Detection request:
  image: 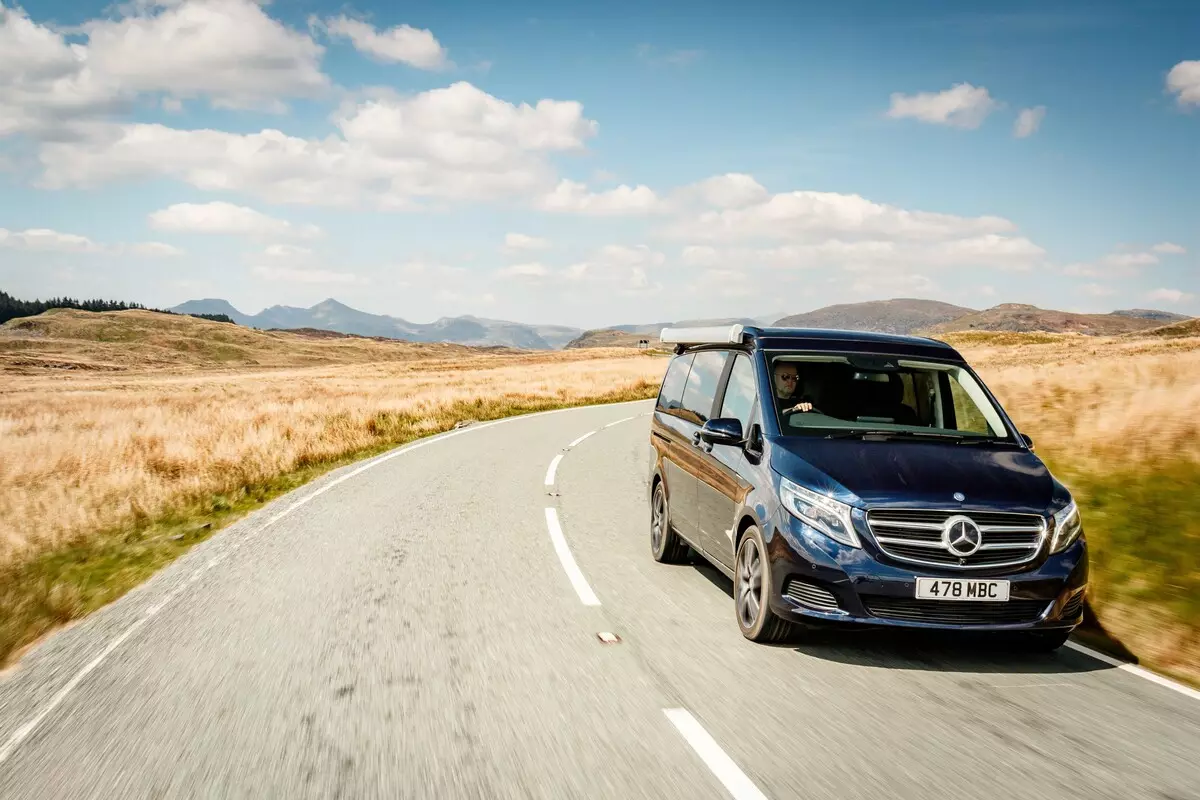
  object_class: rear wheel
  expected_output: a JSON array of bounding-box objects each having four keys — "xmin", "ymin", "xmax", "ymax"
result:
[
  {"xmin": 650, "ymin": 481, "xmax": 689, "ymax": 563},
  {"xmin": 734, "ymin": 525, "xmax": 794, "ymax": 643}
]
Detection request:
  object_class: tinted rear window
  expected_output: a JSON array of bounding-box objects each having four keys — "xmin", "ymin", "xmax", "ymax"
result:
[
  {"xmin": 657, "ymin": 353, "xmax": 693, "ymax": 412},
  {"xmin": 720, "ymin": 353, "xmax": 758, "ymax": 431},
  {"xmin": 680, "ymin": 350, "xmax": 729, "ymax": 424}
]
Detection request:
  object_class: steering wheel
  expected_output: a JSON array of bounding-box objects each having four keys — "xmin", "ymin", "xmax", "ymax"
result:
[{"xmin": 781, "ymin": 404, "xmax": 821, "ymax": 416}]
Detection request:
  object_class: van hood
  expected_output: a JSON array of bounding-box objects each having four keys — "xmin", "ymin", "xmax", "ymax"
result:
[{"xmin": 769, "ymin": 437, "xmax": 1055, "ymax": 514}]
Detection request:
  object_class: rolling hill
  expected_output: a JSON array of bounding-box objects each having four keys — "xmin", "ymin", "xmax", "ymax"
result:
[
  {"xmin": 773, "ymin": 299, "xmax": 974, "ymax": 334},
  {"xmin": 1111, "ymin": 309, "xmax": 1193, "ymax": 324},
  {"xmin": 171, "ymin": 298, "xmax": 582, "ymax": 350},
  {"xmin": 1124, "ymin": 317, "xmax": 1200, "ymax": 339},
  {"xmin": 919, "ymin": 303, "xmax": 1180, "ymax": 336},
  {"xmin": 0, "ymin": 308, "xmax": 505, "ymax": 373}
]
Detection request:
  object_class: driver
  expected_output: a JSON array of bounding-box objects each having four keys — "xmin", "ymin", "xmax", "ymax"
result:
[{"xmin": 772, "ymin": 361, "xmax": 816, "ymax": 415}]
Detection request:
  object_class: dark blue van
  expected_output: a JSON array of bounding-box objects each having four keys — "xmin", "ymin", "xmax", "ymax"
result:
[{"xmin": 647, "ymin": 324, "xmax": 1087, "ymax": 649}]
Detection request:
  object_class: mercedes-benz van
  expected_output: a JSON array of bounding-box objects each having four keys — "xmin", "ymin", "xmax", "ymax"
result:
[{"xmin": 647, "ymin": 324, "xmax": 1087, "ymax": 650}]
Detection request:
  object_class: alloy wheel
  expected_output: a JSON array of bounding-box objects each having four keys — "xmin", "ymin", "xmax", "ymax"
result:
[
  {"xmin": 651, "ymin": 485, "xmax": 665, "ymax": 553},
  {"xmin": 736, "ymin": 537, "xmax": 763, "ymax": 629}
]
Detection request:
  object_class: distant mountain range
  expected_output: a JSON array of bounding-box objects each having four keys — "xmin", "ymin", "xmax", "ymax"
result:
[
  {"xmin": 170, "ymin": 298, "xmax": 582, "ymax": 350},
  {"xmin": 170, "ymin": 296, "xmax": 1194, "ymax": 350}
]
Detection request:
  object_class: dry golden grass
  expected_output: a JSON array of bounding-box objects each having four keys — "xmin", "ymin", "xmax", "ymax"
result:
[
  {"xmin": 949, "ymin": 333, "xmax": 1200, "ymax": 469},
  {"xmin": 0, "ymin": 349, "xmax": 667, "ymax": 566},
  {"xmin": 950, "ymin": 331, "xmax": 1200, "ymax": 683}
]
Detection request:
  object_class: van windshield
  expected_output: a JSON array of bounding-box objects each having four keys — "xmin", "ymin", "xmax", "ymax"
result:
[{"xmin": 767, "ymin": 352, "xmax": 1015, "ymax": 441}]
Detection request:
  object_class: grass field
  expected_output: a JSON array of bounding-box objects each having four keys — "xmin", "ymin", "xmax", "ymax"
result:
[
  {"xmin": 2, "ymin": 310, "xmax": 1197, "ymax": 686},
  {"xmin": 944, "ymin": 331, "xmax": 1200, "ymax": 685}
]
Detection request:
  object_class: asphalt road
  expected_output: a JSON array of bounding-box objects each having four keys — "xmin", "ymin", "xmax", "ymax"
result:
[{"xmin": 1, "ymin": 399, "xmax": 1197, "ymax": 799}]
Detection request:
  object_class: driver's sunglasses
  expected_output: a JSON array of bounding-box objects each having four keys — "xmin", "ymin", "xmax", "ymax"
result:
[{"xmin": 778, "ymin": 374, "xmax": 799, "ymax": 382}]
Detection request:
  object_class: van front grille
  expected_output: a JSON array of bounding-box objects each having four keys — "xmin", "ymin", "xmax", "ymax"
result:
[{"xmin": 866, "ymin": 508, "xmax": 1047, "ymax": 571}]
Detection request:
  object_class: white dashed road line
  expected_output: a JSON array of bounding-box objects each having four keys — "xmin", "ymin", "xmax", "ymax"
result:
[
  {"xmin": 544, "ymin": 454, "xmax": 563, "ymax": 486},
  {"xmin": 567, "ymin": 430, "xmax": 595, "ymax": 448},
  {"xmin": 543, "ymin": 508, "xmax": 601, "ymax": 606},
  {"xmin": 663, "ymin": 708, "xmax": 769, "ymax": 800},
  {"xmin": 0, "ymin": 400, "xmax": 650, "ymax": 768}
]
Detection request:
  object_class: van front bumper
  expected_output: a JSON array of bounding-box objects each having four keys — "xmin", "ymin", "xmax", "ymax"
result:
[{"xmin": 766, "ymin": 508, "xmax": 1089, "ymax": 632}]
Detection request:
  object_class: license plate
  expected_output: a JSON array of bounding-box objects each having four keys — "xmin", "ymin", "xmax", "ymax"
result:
[{"xmin": 915, "ymin": 577, "xmax": 1010, "ymax": 601}]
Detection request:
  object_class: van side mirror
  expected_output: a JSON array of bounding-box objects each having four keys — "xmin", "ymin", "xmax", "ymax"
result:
[
  {"xmin": 698, "ymin": 418, "xmax": 744, "ymax": 447},
  {"xmin": 1020, "ymin": 433, "xmax": 1034, "ymax": 450}
]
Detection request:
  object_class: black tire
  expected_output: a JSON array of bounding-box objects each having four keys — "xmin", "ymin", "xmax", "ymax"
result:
[
  {"xmin": 650, "ymin": 480, "xmax": 689, "ymax": 563},
  {"xmin": 734, "ymin": 525, "xmax": 794, "ymax": 643},
  {"xmin": 1010, "ymin": 629, "xmax": 1072, "ymax": 652}
]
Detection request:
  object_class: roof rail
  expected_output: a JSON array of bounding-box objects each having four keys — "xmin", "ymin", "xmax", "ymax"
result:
[{"xmin": 659, "ymin": 323, "xmax": 747, "ymax": 347}]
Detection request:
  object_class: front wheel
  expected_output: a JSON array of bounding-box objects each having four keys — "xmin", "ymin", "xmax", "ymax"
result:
[{"xmin": 734, "ymin": 525, "xmax": 794, "ymax": 643}]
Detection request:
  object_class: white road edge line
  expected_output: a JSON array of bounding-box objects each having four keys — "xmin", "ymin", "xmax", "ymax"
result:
[
  {"xmin": 663, "ymin": 708, "xmax": 769, "ymax": 800},
  {"xmin": 0, "ymin": 617, "xmax": 148, "ymax": 765},
  {"xmin": 1065, "ymin": 641, "xmax": 1200, "ymax": 701},
  {"xmin": 544, "ymin": 454, "xmax": 563, "ymax": 486},
  {"xmin": 544, "ymin": 508, "xmax": 601, "ymax": 606},
  {"xmin": 0, "ymin": 399, "xmax": 649, "ymax": 767}
]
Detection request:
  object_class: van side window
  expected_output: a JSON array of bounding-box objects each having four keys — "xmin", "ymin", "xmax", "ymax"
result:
[
  {"xmin": 719, "ymin": 353, "xmax": 758, "ymax": 431},
  {"xmin": 680, "ymin": 350, "xmax": 728, "ymax": 425},
  {"xmin": 657, "ymin": 353, "xmax": 694, "ymax": 412}
]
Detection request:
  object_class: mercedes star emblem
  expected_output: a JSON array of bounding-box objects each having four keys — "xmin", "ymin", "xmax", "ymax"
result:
[
  {"xmin": 942, "ymin": 515, "xmax": 983, "ymax": 557},
  {"xmin": 953, "ymin": 492, "xmax": 965, "ymax": 502}
]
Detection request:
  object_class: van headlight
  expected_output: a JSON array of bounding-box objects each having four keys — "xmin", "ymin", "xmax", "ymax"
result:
[
  {"xmin": 779, "ymin": 476, "xmax": 861, "ymax": 548},
  {"xmin": 1050, "ymin": 499, "xmax": 1083, "ymax": 554}
]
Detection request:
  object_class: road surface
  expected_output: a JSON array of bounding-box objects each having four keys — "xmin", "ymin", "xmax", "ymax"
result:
[{"xmin": 1, "ymin": 399, "xmax": 1197, "ymax": 799}]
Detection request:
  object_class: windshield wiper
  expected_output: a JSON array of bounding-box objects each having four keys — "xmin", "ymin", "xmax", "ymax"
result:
[{"xmin": 823, "ymin": 429, "xmax": 964, "ymax": 441}]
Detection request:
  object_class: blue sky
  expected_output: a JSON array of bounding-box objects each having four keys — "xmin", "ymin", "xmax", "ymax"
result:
[{"xmin": 1, "ymin": 0, "xmax": 1196, "ymax": 328}]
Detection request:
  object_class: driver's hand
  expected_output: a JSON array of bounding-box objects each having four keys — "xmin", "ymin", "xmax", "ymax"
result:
[{"xmin": 789, "ymin": 402, "xmax": 813, "ymax": 413}]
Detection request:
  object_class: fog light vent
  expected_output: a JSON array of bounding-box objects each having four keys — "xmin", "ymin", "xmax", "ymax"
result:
[{"xmin": 783, "ymin": 579, "xmax": 840, "ymax": 613}]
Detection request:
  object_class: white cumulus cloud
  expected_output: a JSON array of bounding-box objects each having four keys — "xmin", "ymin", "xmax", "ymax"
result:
[
  {"xmin": 1152, "ymin": 242, "xmax": 1186, "ymax": 255},
  {"xmin": 0, "ymin": 227, "xmax": 102, "ymax": 253},
  {"xmin": 1147, "ymin": 288, "xmax": 1195, "ymax": 304},
  {"xmin": 128, "ymin": 241, "xmax": 184, "ymax": 256},
  {"xmin": 503, "ymin": 233, "xmax": 550, "ymax": 251},
  {"xmin": 0, "ymin": 227, "xmax": 183, "ymax": 256},
  {"xmin": 1167, "ymin": 60, "xmax": 1200, "ymax": 107},
  {"xmin": 148, "ymin": 202, "xmax": 323, "ymax": 239},
  {"xmin": 681, "ymin": 245, "xmax": 721, "ymax": 267},
  {"xmin": 495, "ymin": 262, "xmax": 549, "ymax": 279},
  {"xmin": 538, "ymin": 179, "xmax": 662, "ymax": 215},
  {"xmin": 41, "ymin": 82, "xmax": 598, "ymax": 209},
  {"xmin": 675, "ymin": 173, "xmax": 769, "ymax": 209},
  {"xmin": 1063, "ymin": 246, "xmax": 1167, "ymax": 278},
  {"xmin": 1014, "ymin": 106, "xmax": 1046, "ymax": 138},
  {"xmin": 666, "ymin": 190, "xmax": 1017, "ymax": 243},
  {"xmin": 886, "ymin": 82, "xmax": 999, "ymax": 129},
  {"xmin": 317, "ymin": 15, "xmax": 449, "ymax": 70},
  {"xmin": 0, "ymin": 0, "xmax": 329, "ymax": 139},
  {"xmin": 558, "ymin": 244, "xmax": 667, "ymax": 294}
]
